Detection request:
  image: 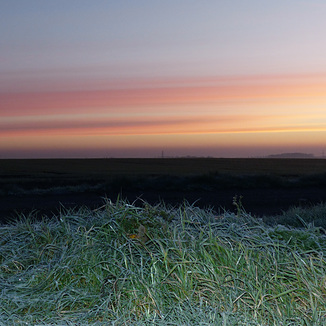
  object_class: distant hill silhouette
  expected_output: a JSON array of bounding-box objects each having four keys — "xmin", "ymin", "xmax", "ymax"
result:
[{"xmin": 267, "ymin": 152, "xmax": 314, "ymax": 158}]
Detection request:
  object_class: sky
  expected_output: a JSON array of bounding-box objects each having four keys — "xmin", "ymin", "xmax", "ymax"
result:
[{"xmin": 1, "ymin": 1, "xmax": 326, "ymax": 158}]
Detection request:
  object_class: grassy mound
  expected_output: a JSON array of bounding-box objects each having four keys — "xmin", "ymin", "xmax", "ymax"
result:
[{"xmin": 1, "ymin": 199, "xmax": 326, "ymax": 325}]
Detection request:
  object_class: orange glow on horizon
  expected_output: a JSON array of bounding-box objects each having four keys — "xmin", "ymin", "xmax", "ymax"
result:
[{"xmin": 1, "ymin": 73, "xmax": 326, "ymax": 158}]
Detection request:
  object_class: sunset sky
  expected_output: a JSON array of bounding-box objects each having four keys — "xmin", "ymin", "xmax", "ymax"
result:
[{"xmin": 1, "ymin": 1, "xmax": 326, "ymax": 158}]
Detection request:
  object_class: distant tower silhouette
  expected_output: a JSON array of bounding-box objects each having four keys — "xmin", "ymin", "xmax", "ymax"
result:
[{"xmin": 161, "ymin": 150, "xmax": 164, "ymax": 159}]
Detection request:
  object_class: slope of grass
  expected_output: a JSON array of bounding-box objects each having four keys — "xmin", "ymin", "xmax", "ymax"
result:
[
  {"xmin": 268, "ymin": 202, "xmax": 326, "ymax": 229},
  {"xmin": 1, "ymin": 199, "xmax": 326, "ymax": 325}
]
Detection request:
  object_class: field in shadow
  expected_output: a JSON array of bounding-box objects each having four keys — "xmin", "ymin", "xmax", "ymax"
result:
[{"xmin": 1, "ymin": 158, "xmax": 326, "ymax": 224}]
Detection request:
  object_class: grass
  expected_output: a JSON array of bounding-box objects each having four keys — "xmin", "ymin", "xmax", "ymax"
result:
[
  {"xmin": 3, "ymin": 171, "xmax": 326, "ymax": 199},
  {"xmin": 1, "ymin": 199, "xmax": 326, "ymax": 325},
  {"xmin": 268, "ymin": 202, "xmax": 326, "ymax": 230},
  {"xmin": 2, "ymin": 158, "xmax": 326, "ymax": 197}
]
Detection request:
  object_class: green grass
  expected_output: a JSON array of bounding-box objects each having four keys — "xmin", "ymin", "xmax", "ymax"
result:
[{"xmin": 1, "ymin": 199, "xmax": 326, "ymax": 325}]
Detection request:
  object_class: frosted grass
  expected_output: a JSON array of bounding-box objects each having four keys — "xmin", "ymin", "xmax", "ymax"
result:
[{"xmin": 1, "ymin": 199, "xmax": 326, "ymax": 325}]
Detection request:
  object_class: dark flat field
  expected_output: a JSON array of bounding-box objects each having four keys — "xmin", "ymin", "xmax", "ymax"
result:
[
  {"xmin": 1, "ymin": 158, "xmax": 326, "ymax": 223},
  {"xmin": 2, "ymin": 157, "xmax": 326, "ymax": 176}
]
